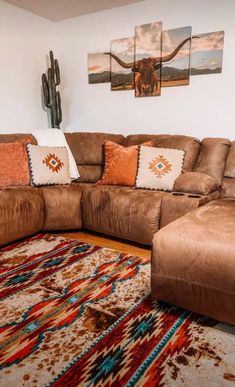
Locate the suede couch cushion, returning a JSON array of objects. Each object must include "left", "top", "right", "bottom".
[
  {"left": 221, "top": 178, "right": 235, "bottom": 198},
  {"left": 0, "top": 186, "right": 44, "bottom": 247},
  {"left": 77, "top": 165, "right": 103, "bottom": 183},
  {"left": 0, "top": 136, "right": 34, "bottom": 187},
  {"left": 65, "top": 132, "right": 125, "bottom": 165},
  {"left": 82, "top": 185, "right": 164, "bottom": 245},
  {"left": 224, "top": 141, "right": 235, "bottom": 178},
  {"left": 124, "top": 134, "right": 200, "bottom": 173},
  {"left": 174, "top": 172, "right": 219, "bottom": 195},
  {"left": 194, "top": 138, "right": 231, "bottom": 184},
  {"left": 40, "top": 184, "right": 82, "bottom": 231},
  {"left": 0, "top": 133, "right": 37, "bottom": 144}
]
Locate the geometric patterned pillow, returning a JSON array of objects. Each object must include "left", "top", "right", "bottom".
[
  {"left": 136, "top": 146, "right": 185, "bottom": 191},
  {"left": 26, "top": 144, "right": 71, "bottom": 186}
]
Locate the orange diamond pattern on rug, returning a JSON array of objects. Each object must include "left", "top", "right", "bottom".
[
  {"left": 43, "top": 153, "right": 64, "bottom": 173},
  {"left": 149, "top": 155, "right": 172, "bottom": 178}
]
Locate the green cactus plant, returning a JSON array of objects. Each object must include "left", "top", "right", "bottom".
[{"left": 42, "top": 50, "right": 62, "bottom": 129}]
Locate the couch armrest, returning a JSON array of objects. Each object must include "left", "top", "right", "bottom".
[{"left": 173, "top": 172, "right": 219, "bottom": 196}]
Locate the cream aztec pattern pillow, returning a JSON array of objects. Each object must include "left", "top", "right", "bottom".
[
  {"left": 27, "top": 144, "right": 71, "bottom": 186},
  {"left": 136, "top": 146, "right": 185, "bottom": 191}
]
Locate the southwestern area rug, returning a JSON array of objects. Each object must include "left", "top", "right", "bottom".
[{"left": 0, "top": 234, "right": 234, "bottom": 387}]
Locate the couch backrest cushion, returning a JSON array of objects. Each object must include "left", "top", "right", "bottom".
[
  {"left": 221, "top": 141, "right": 235, "bottom": 197},
  {"left": 221, "top": 178, "right": 235, "bottom": 198},
  {"left": 123, "top": 134, "right": 200, "bottom": 173},
  {"left": 224, "top": 141, "right": 235, "bottom": 178},
  {"left": 76, "top": 165, "right": 103, "bottom": 183},
  {"left": 194, "top": 138, "right": 231, "bottom": 184},
  {"left": 0, "top": 133, "right": 37, "bottom": 144},
  {"left": 123, "top": 134, "right": 158, "bottom": 146},
  {"left": 65, "top": 132, "right": 125, "bottom": 183},
  {"left": 65, "top": 133, "right": 124, "bottom": 165}
]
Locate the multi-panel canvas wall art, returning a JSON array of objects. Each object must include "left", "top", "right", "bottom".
[
  {"left": 135, "top": 22, "right": 162, "bottom": 97},
  {"left": 191, "top": 31, "right": 224, "bottom": 75},
  {"left": 161, "top": 26, "right": 192, "bottom": 87},
  {"left": 88, "top": 22, "right": 224, "bottom": 97},
  {"left": 110, "top": 37, "right": 134, "bottom": 90},
  {"left": 88, "top": 53, "right": 110, "bottom": 84}
]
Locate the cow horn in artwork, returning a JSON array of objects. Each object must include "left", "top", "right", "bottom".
[
  {"left": 104, "top": 52, "right": 134, "bottom": 68},
  {"left": 106, "top": 35, "right": 199, "bottom": 70},
  {"left": 154, "top": 36, "right": 192, "bottom": 64}
]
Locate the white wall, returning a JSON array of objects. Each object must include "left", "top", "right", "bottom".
[
  {"left": 1, "top": 0, "right": 235, "bottom": 138},
  {"left": 0, "top": 1, "right": 54, "bottom": 133},
  {"left": 55, "top": 0, "right": 235, "bottom": 139}
]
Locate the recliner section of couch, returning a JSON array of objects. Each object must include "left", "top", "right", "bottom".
[
  {"left": 81, "top": 185, "right": 163, "bottom": 245},
  {"left": 40, "top": 184, "right": 83, "bottom": 231}
]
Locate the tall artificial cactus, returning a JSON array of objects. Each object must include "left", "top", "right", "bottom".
[{"left": 42, "top": 50, "right": 62, "bottom": 129}]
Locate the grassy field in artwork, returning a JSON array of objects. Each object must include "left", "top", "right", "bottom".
[
  {"left": 161, "top": 79, "right": 189, "bottom": 87},
  {"left": 112, "top": 85, "right": 134, "bottom": 90}
]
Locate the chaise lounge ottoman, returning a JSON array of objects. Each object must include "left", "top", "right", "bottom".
[{"left": 151, "top": 199, "right": 235, "bottom": 325}]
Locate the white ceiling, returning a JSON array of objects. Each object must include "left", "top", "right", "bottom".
[{"left": 3, "top": 0, "right": 146, "bottom": 21}]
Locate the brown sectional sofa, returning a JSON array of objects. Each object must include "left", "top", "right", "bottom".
[
  {"left": 0, "top": 131, "right": 234, "bottom": 324},
  {"left": 0, "top": 131, "right": 223, "bottom": 247}
]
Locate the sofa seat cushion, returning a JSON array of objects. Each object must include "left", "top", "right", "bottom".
[
  {"left": 152, "top": 199, "right": 235, "bottom": 325},
  {"left": 0, "top": 187, "right": 44, "bottom": 247},
  {"left": 40, "top": 184, "right": 83, "bottom": 231},
  {"left": 81, "top": 185, "right": 164, "bottom": 245}
]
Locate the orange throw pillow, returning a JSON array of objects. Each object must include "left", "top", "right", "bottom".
[
  {"left": 0, "top": 136, "right": 34, "bottom": 187},
  {"left": 97, "top": 140, "right": 153, "bottom": 186}
]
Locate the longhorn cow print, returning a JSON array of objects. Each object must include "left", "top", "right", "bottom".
[{"left": 106, "top": 36, "right": 198, "bottom": 97}]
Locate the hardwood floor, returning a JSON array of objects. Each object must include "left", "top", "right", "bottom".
[{"left": 55, "top": 230, "right": 151, "bottom": 260}]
